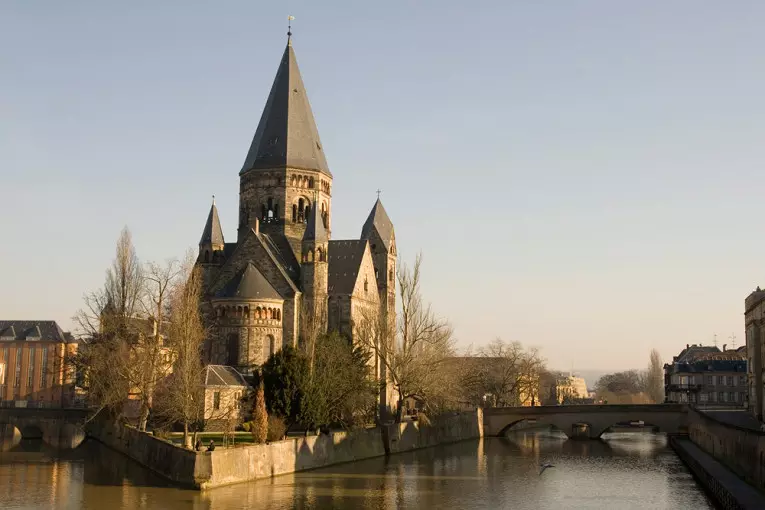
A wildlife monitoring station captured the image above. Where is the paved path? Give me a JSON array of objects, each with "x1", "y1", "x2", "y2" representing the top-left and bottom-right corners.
[{"x1": 674, "y1": 438, "x2": 765, "y2": 510}]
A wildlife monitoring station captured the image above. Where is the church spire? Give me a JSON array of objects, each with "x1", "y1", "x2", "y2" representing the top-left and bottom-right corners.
[
  {"x1": 361, "y1": 197, "x2": 394, "y2": 250},
  {"x1": 240, "y1": 40, "x2": 331, "y2": 177},
  {"x1": 200, "y1": 196, "x2": 224, "y2": 247}
]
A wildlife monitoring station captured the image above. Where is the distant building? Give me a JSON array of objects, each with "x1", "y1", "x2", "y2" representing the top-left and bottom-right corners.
[
  {"x1": 0, "y1": 321, "x2": 79, "y2": 407},
  {"x1": 745, "y1": 287, "x2": 765, "y2": 421},
  {"x1": 664, "y1": 343, "x2": 747, "y2": 407},
  {"x1": 556, "y1": 375, "x2": 590, "y2": 404}
]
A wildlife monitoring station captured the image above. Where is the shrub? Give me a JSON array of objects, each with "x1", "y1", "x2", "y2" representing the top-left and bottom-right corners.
[
  {"x1": 267, "y1": 415, "x2": 287, "y2": 442},
  {"x1": 251, "y1": 384, "x2": 268, "y2": 444},
  {"x1": 416, "y1": 412, "x2": 431, "y2": 427},
  {"x1": 241, "y1": 421, "x2": 251, "y2": 433}
]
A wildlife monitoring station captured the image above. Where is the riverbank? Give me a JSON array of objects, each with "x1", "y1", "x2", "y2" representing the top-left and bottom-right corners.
[{"x1": 88, "y1": 409, "x2": 484, "y2": 489}]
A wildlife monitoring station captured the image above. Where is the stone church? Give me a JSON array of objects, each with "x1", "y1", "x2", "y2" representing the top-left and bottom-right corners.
[{"x1": 195, "y1": 37, "x2": 397, "y2": 375}]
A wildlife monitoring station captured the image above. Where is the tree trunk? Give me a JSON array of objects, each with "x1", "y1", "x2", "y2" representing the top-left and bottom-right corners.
[{"x1": 183, "y1": 421, "x2": 189, "y2": 449}]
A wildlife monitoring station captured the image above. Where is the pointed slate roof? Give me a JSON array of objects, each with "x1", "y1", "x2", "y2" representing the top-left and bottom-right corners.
[
  {"x1": 200, "y1": 199, "x2": 224, "y2": 246},
  {"x1": 216, "y1": 262, "x2": 282, "y2": 301},
  {"x1": 361, "y1": 199, "x2": 394, "y2": 249},
  {"x1": 303, "y1": 200, "x2": 328, "y2": 243},
  {"x1": 240, "y1": 43, "x2": 331, "y2": 177},
  {"x1": 327, "y1": 240, "x2": 368, "y2": 294}
]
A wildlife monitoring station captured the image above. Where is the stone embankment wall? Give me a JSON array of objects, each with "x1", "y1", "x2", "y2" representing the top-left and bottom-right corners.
[
  {"x1": 89, "y1": 409, "x2": 484, "y2": 490},
  {"x1": 686, "y1": 408, "x2": 765, "y2": 491},
  {"x1": 87, "y1": 420, "x2": 211, "y2": 488}
]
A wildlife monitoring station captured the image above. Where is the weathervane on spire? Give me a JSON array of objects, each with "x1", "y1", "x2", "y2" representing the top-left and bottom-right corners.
[
  {"x1": 287, "y1": 15, "x2": 295, "y2": 45},
  {"x1": 376, "y1": 189, "x2": 382, "y2": 199},
  {"x1": 212, "y1": 194, "x2": 216, "y2": 206}
]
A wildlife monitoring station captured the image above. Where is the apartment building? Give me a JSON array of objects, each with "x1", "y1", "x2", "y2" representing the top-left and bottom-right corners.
[
  {"x1": 664, "y1": 343, "x2": 747, "y2": 407},
  {"x1": 0, "y1": 320, "x2": 79, "y2": 407}
]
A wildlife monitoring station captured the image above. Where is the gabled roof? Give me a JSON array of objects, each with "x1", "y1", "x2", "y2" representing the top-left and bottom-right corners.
[
  {"x1": 240, "y1": 43, "x2": 331, "y2": 177},
  {"x1": 328, "y1": 240, "x2": 368, "y2": 294},
  {"x1": 216, "y1": 262, "x2": 283, "y2": 301},
  {"x1": 200, "y1": 199, "x2": 224, "y2": 246},
  {"x1": 204, "y1": 365, "x2": 250, "y2": 387},
  {"x1": 0, "y1": 320, "x2": 71, "y2": 343},
  {"x1": 361, "y1": 199, "x2": 394, "y2": 250},
  {"x1": 303, "y1": 199, "x2": 328, "y2": 243}
]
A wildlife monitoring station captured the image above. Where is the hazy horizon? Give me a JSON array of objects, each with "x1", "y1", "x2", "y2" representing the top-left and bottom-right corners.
[{"x1": 2, "y1": 1, "x2": 764, "y2": 371}]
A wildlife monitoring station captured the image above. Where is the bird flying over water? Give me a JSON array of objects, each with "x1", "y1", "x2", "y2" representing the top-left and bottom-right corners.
[{"x1": 539, "y1": 463, "x2": 555, "y2": 475}]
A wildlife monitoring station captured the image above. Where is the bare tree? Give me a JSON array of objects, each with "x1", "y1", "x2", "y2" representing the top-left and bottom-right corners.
[
  {"x1": 460, "y1": 338, "x2": 546, "y2": 407},
  {"x1": 70, "y1": 227, "x2": 144, "y2": 422},
  {"x1": 646, "y1": 349, "x2": 665, "y2": 403},
  {"x1": 299, "y1": 295, "x2": 328, "y2": 375},
  {"x1": 135, "y1": 259, "x2": 182, "y2": 430},
  {"x1": 153, "y1": 257, "x2": 207, "y2": 447},
  {"x1": 357, "y1": 254, "x2": 455, "y2": 421}
]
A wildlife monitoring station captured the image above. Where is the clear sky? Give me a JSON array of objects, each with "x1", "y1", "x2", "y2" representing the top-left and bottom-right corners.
[{"x1": 2, "y1": 1, "x2": 764, "y2": 371}]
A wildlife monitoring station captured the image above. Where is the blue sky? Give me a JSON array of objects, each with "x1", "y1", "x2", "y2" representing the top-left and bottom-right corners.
[{"x1": 2, "y1": 1, "x2": 764, "y2": 371}]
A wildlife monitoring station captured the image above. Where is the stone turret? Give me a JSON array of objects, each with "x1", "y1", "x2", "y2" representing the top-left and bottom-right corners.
[
  {"x1": 361, "y1": 198, "x2": 397, "y2": 322},
  {"x1": 300, "y1": 201, "x2": 329, "y2": 336},
  {"x1": 198, "y1": 196, "x2": 226, "y2": 290}
]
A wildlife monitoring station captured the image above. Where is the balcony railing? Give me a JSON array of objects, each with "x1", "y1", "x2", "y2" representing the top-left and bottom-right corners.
[{"x1": 668, "y1": 383, "x2": 703, "y2": 391}]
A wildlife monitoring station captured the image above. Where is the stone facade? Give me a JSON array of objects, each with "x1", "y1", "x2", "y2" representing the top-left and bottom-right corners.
[
  {"x1": 745, "y1": 288, "x2": 765, "y2": 421},
  {"x1": 193, "y1": 37, "x2": 398, "y2": 417},
  {"x1": 664, "y1": 344, "x2": 747, "y2": 408}
]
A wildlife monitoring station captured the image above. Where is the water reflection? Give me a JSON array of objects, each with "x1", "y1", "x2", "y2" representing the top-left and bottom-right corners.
[{"x1": 0, "y1": 433, "x2": 716, "y2": 510}]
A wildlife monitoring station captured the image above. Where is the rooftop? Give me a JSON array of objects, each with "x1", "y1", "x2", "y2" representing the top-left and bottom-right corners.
[{"x1": 0, "y1": 320, "x2": 74, "y2": 343}]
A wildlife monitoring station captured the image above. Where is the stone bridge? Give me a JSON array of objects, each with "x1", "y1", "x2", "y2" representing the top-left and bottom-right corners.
[
  {"x1": 483, "y1": 404, "x2": 688, "y2": 439},
  {"x1": 0, "y1": 407, "x2": 89, "y2": 449}
]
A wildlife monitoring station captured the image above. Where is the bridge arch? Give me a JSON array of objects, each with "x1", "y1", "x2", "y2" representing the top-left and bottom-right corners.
[
  {"x1": 19, "y1": 424, "x2": 44, "y2": 440},
  {"x1": 0, "y1": 408, "x2": 88, "y2": 449},
  {"x1": 498, "y1": 418, "x2": 593, "y2": 439}
]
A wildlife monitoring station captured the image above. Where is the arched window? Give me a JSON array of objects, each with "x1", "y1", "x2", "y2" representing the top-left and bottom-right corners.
[
  {"x1": 292, "y1": 204, "x2": 297, "y2": 222},
  {"x1": 256, "y1": 307, "x2": 262, "y2": 319},
  {"x1": 364, "y1": 278, "x2": 369, "y2": 292},
  {"x1": 307, "y1": 250, "x2": 314, "y2": 262},
  {"x1": 266, "y1": 334, "x2": 275, "y2": 359},
  {"x1": 298, "y1": 198, "x2": 305, "y2": 222},
  {"x1": 309, "y1": 177, "x2": 314, "y2": 188},
  {"x1": 261, "y1": 205, "x2": 267, "y2": 219},
  {"x1": 389, "y1": 269, "x2": 394, "y2": 282},
  {"x1": 244, "y1": 306, "x2": 249, "y2": 317},
  {"x1": 291, "y1": 175, "x2": 296, "y2": 187},
  {"x1": 276, "y1": 309, "x2": 281, "y2": 320},
  {"x1": 305, "y1": 204, "x2": 311, "y2": 222},
  {"x1": 268, "y1": 197, "x2": 273, "y2": 212},
  {"x1": 317, "y1": 247, "x2": 324, "y2": 262}
]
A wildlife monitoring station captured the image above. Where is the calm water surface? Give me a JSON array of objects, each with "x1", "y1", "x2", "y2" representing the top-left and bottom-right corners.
[{"x1": 0, "y1": 430, "x2": 716, "y2": 510}]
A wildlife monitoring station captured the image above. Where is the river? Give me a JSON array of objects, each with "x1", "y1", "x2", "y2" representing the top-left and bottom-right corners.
[{"x1": 0, "y1": 429, "x2": 716, "y2": 510}]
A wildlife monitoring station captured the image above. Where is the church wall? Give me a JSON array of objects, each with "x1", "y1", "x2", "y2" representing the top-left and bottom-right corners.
[
  {"x1": 209, "y1": 232, "x2": 296, "y2": 301},
  {"x1": 283, "y1": 294, "x2": 299, "y2": 348}
]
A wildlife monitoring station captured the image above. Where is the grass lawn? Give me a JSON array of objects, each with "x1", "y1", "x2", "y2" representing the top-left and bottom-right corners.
[{"x1": 167, "y1": 431, "x2": 257, "y2": 447}]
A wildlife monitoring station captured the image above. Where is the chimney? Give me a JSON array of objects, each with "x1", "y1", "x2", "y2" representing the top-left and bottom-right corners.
[
  {"x1": 686, "y1": 344, "x2": 689, "y2": 349},
  {"x1": 723, "y1": 343, "x2": 727, "y2": 352},
  {"x1": 252, "y1": 217, "x2": 260, "y2": 235}
]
